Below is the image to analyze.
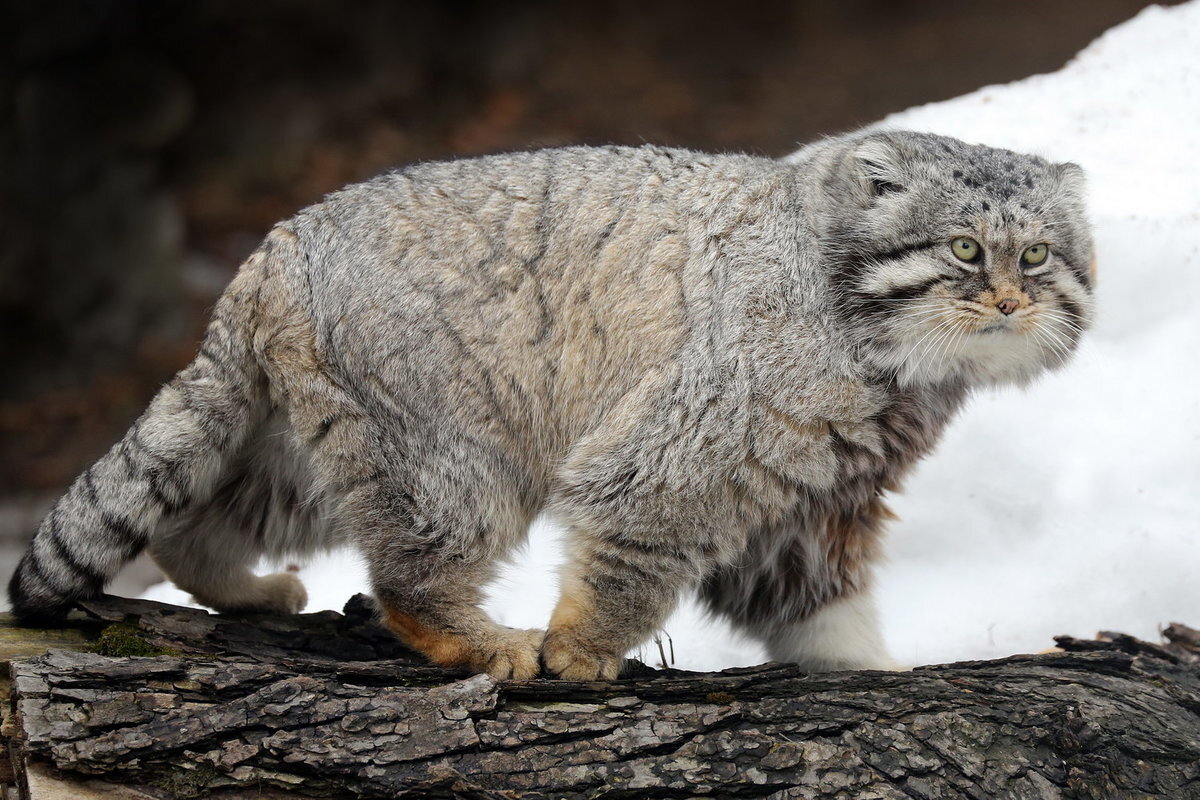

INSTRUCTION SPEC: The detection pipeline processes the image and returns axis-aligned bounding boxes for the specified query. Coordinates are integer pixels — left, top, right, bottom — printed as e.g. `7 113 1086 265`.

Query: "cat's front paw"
541 628 622 680
482 627 544 680
380 605 543 679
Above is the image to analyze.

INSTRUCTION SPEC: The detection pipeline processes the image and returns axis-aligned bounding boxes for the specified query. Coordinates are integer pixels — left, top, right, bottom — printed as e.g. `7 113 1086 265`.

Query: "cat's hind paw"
255 572 309 614
541 628 622 681
202 571 308 615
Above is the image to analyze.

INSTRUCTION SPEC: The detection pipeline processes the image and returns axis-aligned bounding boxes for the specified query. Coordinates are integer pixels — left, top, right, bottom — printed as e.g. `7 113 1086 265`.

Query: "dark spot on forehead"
981 201 990 211
912 134 1057 209
951 160 1031 201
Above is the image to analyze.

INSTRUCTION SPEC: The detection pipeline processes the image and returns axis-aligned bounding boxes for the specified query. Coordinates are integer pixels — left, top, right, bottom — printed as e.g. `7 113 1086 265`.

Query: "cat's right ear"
1052 162 1087 201
853 138 907 199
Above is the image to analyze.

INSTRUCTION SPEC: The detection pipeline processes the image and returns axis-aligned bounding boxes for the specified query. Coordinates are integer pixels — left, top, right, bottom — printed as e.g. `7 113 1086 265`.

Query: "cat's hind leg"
344 418 546 679
149 514 308 615
374 572 545 681
146 414 328 615
252 225 547 678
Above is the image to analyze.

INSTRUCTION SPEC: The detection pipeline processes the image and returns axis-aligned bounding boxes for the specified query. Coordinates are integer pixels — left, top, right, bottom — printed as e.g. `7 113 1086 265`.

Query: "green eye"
950 236 981 263
1021 243 1049 266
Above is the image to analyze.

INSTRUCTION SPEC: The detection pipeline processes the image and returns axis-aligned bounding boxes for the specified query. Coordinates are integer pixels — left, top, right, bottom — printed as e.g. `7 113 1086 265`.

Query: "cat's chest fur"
736 365 967 524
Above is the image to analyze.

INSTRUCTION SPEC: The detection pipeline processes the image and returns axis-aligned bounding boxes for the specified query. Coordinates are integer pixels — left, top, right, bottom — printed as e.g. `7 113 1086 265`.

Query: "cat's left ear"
853 138 908 199
1052 162 1087 199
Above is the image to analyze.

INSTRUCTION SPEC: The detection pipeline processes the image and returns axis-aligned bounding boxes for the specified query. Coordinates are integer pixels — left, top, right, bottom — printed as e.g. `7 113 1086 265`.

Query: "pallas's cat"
9 131 1094 679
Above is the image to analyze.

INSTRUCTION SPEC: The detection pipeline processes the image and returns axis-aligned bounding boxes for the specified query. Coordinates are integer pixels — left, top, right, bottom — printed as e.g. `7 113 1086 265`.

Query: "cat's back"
289 144 767 285
262 145 789 445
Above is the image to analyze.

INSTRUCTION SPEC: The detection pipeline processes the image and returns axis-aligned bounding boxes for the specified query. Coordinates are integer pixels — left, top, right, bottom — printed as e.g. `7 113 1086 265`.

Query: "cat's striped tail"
7 254 271 624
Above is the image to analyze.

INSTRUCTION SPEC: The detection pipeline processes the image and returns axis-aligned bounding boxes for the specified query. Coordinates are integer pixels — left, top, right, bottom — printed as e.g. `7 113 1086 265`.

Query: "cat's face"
825 131 1095 387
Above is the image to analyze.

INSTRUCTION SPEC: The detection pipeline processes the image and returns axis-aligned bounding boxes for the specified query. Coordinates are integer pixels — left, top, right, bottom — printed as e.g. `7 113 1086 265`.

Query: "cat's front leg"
542 532 699 681
355 478 547 680
377 589 546 680
543 374 749 680
543 497 741 680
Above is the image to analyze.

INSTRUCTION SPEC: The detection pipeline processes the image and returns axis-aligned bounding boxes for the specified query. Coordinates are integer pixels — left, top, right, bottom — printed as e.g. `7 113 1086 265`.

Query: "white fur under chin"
879 326 1059 389
761 589 898 672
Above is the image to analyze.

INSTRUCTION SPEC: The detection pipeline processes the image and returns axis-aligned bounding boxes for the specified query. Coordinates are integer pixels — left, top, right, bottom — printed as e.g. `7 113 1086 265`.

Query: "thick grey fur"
8 131 1094 679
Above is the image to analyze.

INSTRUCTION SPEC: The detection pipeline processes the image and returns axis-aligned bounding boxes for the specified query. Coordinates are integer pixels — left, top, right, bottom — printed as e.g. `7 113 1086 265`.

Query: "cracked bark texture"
5 596 1200 799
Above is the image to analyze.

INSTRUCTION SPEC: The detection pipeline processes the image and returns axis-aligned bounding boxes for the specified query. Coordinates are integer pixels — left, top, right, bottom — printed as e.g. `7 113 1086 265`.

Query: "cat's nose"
996 297 1020 315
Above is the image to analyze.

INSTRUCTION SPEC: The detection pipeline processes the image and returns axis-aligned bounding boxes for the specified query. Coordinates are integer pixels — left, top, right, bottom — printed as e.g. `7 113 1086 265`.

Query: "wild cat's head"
819 130 1095 387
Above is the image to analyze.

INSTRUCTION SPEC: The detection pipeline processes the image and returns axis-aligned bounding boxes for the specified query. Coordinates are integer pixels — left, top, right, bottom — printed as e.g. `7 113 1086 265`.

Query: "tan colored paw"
542 629 622 681
200 572 309 615
381 606 542 679
483 628 545 680
254 572 309 614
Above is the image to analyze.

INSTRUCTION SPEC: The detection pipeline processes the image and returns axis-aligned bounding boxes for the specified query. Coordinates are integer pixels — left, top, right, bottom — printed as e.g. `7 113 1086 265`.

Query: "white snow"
143 1 1200 669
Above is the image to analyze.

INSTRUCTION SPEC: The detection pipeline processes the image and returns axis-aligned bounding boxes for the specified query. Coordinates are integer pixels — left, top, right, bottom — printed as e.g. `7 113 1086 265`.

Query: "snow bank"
144 2 1200 669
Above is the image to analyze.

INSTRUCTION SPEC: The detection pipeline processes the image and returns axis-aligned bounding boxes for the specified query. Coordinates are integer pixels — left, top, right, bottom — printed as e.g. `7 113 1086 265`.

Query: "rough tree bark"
2 596 1198 800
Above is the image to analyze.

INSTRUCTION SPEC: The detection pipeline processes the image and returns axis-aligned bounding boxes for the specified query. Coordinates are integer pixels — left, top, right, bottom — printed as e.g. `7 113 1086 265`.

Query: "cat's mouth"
969 316 1017 333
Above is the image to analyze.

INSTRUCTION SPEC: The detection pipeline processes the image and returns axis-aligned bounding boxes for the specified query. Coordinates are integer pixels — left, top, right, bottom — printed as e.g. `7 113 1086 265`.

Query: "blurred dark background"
0 0 1171 552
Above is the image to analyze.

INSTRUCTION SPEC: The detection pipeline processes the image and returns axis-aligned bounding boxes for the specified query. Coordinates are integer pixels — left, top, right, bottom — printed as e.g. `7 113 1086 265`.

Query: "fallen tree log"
2 596 1199 799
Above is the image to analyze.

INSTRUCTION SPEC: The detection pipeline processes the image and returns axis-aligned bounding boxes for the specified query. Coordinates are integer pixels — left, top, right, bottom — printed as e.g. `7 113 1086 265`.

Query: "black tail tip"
6 602 74 628
6 562 77 627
